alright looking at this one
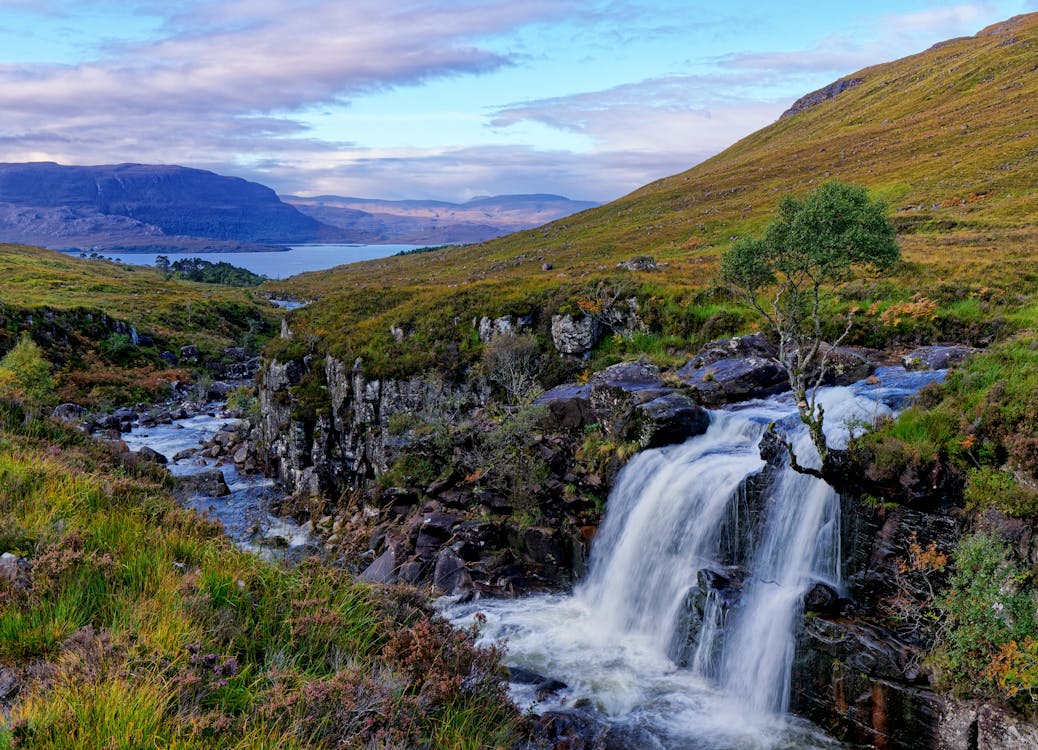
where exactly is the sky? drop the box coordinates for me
[0,1,1036,202]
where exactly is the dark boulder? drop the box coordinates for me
[677,355,787,406]
[160,350,179,366]
[536,384,593,430]
[176,468,230,498]
[803,581,843,615]
[359,546,397,584]
[635,392,710,447]
[433,549,473,596]
[135,446,168,465]
[179,344,200,362]
[902,345,975,371]
[207,381,236,401]
[819,344,874,385]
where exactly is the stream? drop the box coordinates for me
[120,406,317,559]
[445,366,945,750]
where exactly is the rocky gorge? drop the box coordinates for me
[233,296,1033,749]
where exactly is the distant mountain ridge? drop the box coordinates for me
[0,162,598,252]
[282,193,599,244]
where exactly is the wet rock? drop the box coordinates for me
[433,549,473,595]
[803,581,842,615]
[172,448,198,461]
[686,334,777,368]
[551,314,601,357]
[135,446,168,465]
[588,361,664,393]
[176,468,230,497]
[819,344,874,385]
[113,407,138,424]
[635,392,710,448]
[902,345,975,371]
[677,355,786,406]
[415,513,459,561]
[51,403,87,424]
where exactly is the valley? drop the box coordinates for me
[2,10,1038,750]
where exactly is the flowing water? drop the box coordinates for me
[447,366,943,749]
[121,408,317,558]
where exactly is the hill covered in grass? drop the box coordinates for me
[266,13,1038,376]
[0,244,278,405]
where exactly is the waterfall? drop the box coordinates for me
[446,367,944,749]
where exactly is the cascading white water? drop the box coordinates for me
[446,367,944,749]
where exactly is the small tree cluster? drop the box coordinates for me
[0,333,56,423]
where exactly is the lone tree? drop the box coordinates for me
[720,180,899,473]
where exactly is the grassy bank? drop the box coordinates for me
[0,408,522,749]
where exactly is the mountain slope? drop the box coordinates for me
[0,162,346,250]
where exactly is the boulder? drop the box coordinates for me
[433,549,473,595]
[677,355,786,406]
[616,255,657,271]
[686,334,777,368]
[176,468,230,498]
[536,384,593,430]
[207,381,236,401]
[902,345,975,371]
[0,552,24,584]
[635,392,710,448]
[359,547,397,584]
[51,403,87,424]
[550,314,600,357]
[819,344,874,385]
[803,581,842,615]
[179,344,200,362]
[588,360,664,393]
[160,350,179,366]
[135,446,168,465]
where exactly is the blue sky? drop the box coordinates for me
[0,1,1035,201]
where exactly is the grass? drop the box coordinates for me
[0,409,523,749]
[263,14,1038,379]
[0,245,279,405]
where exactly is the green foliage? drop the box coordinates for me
[721,181,899,294]
[0,334,56,422]
[934,533,1038,704]
[168,257,268,287]
[964,467,1038,518]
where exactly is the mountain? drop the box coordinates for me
[283,193,600,244]
[0,162,348,252]
[266,13,1038,372]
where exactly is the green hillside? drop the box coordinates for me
[267,13,1038,375]
[0,245,278,404]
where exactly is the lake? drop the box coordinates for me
[64,243,425,279]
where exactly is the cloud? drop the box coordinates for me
[255,143,709,203]
[886,3,997,32]
[0,1,570,164]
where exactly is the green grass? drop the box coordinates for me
[0,244,280,405]
[0,412,523,749]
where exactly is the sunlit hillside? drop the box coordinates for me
[267,14,1038,375]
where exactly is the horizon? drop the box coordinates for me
[1,1,1036,203]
